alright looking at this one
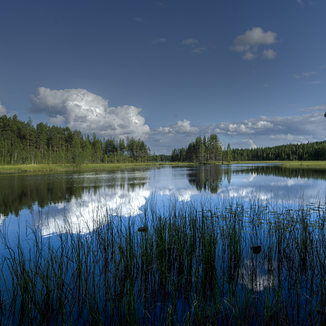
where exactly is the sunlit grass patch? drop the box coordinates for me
[0,162,199,175]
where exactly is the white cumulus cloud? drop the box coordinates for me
[153,119,199,136]
[0,102,6,116]
[174,120,199,134]
[30,87,150,139]
[215,113,326,147]
[231,27,277,60]
[214,119,274,135]
[49,115,65,125]
[244,139,257,149]
[147,109,326,153]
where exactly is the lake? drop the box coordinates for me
[1,163,326,238]
[1,163,326,325]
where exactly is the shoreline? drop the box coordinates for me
[0,160,326,174]
[228,160,326,168]
[0,162,196,174]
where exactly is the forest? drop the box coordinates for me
[2,113,326,165]
[171,134,326,163]
[0,114,168,165]
[228,141,326,161]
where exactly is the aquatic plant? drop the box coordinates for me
[1,196,326,325]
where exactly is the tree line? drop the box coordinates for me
[0,114,162,165]
[171,135,326,163]
[2,113,326,165]
[228,141,326,162]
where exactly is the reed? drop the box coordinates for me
[1,196,326,325]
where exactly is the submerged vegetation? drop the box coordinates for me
[1,196,326,325]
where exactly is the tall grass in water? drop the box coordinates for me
[1,197,326,325]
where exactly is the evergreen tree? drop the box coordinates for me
[227,143,231,163]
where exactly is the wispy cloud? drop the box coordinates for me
[230,27,277,60]
[262,49,277,60]
[191,47,206,54]
[243,52,258,60]
[294,71,317,79]
[296,0,315,6]
[302,71,317,77]
[181,39,198,46]
[299,104,326,112]
[134,17,142,22]
[152,38,167,44]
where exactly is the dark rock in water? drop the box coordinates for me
[138,226,148,232]
[251,245,262,254]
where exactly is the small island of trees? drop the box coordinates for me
[170,134,222,163]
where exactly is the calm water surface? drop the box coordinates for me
[1,163,326,324]
[1,163,326,239]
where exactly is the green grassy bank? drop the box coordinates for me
[280,161,326,168]
[1,160,326,174]
[0,162,197,174]
[221,160,326,168]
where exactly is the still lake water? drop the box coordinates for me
[2,163,326,324]
[1,163,326,240]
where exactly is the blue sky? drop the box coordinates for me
[0,0,325,154]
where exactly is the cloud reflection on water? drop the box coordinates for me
[34,187,151,236]
[1,164,326,238]
[238,259,277,292]
[1,164,326,295]
[31,165,326,237]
